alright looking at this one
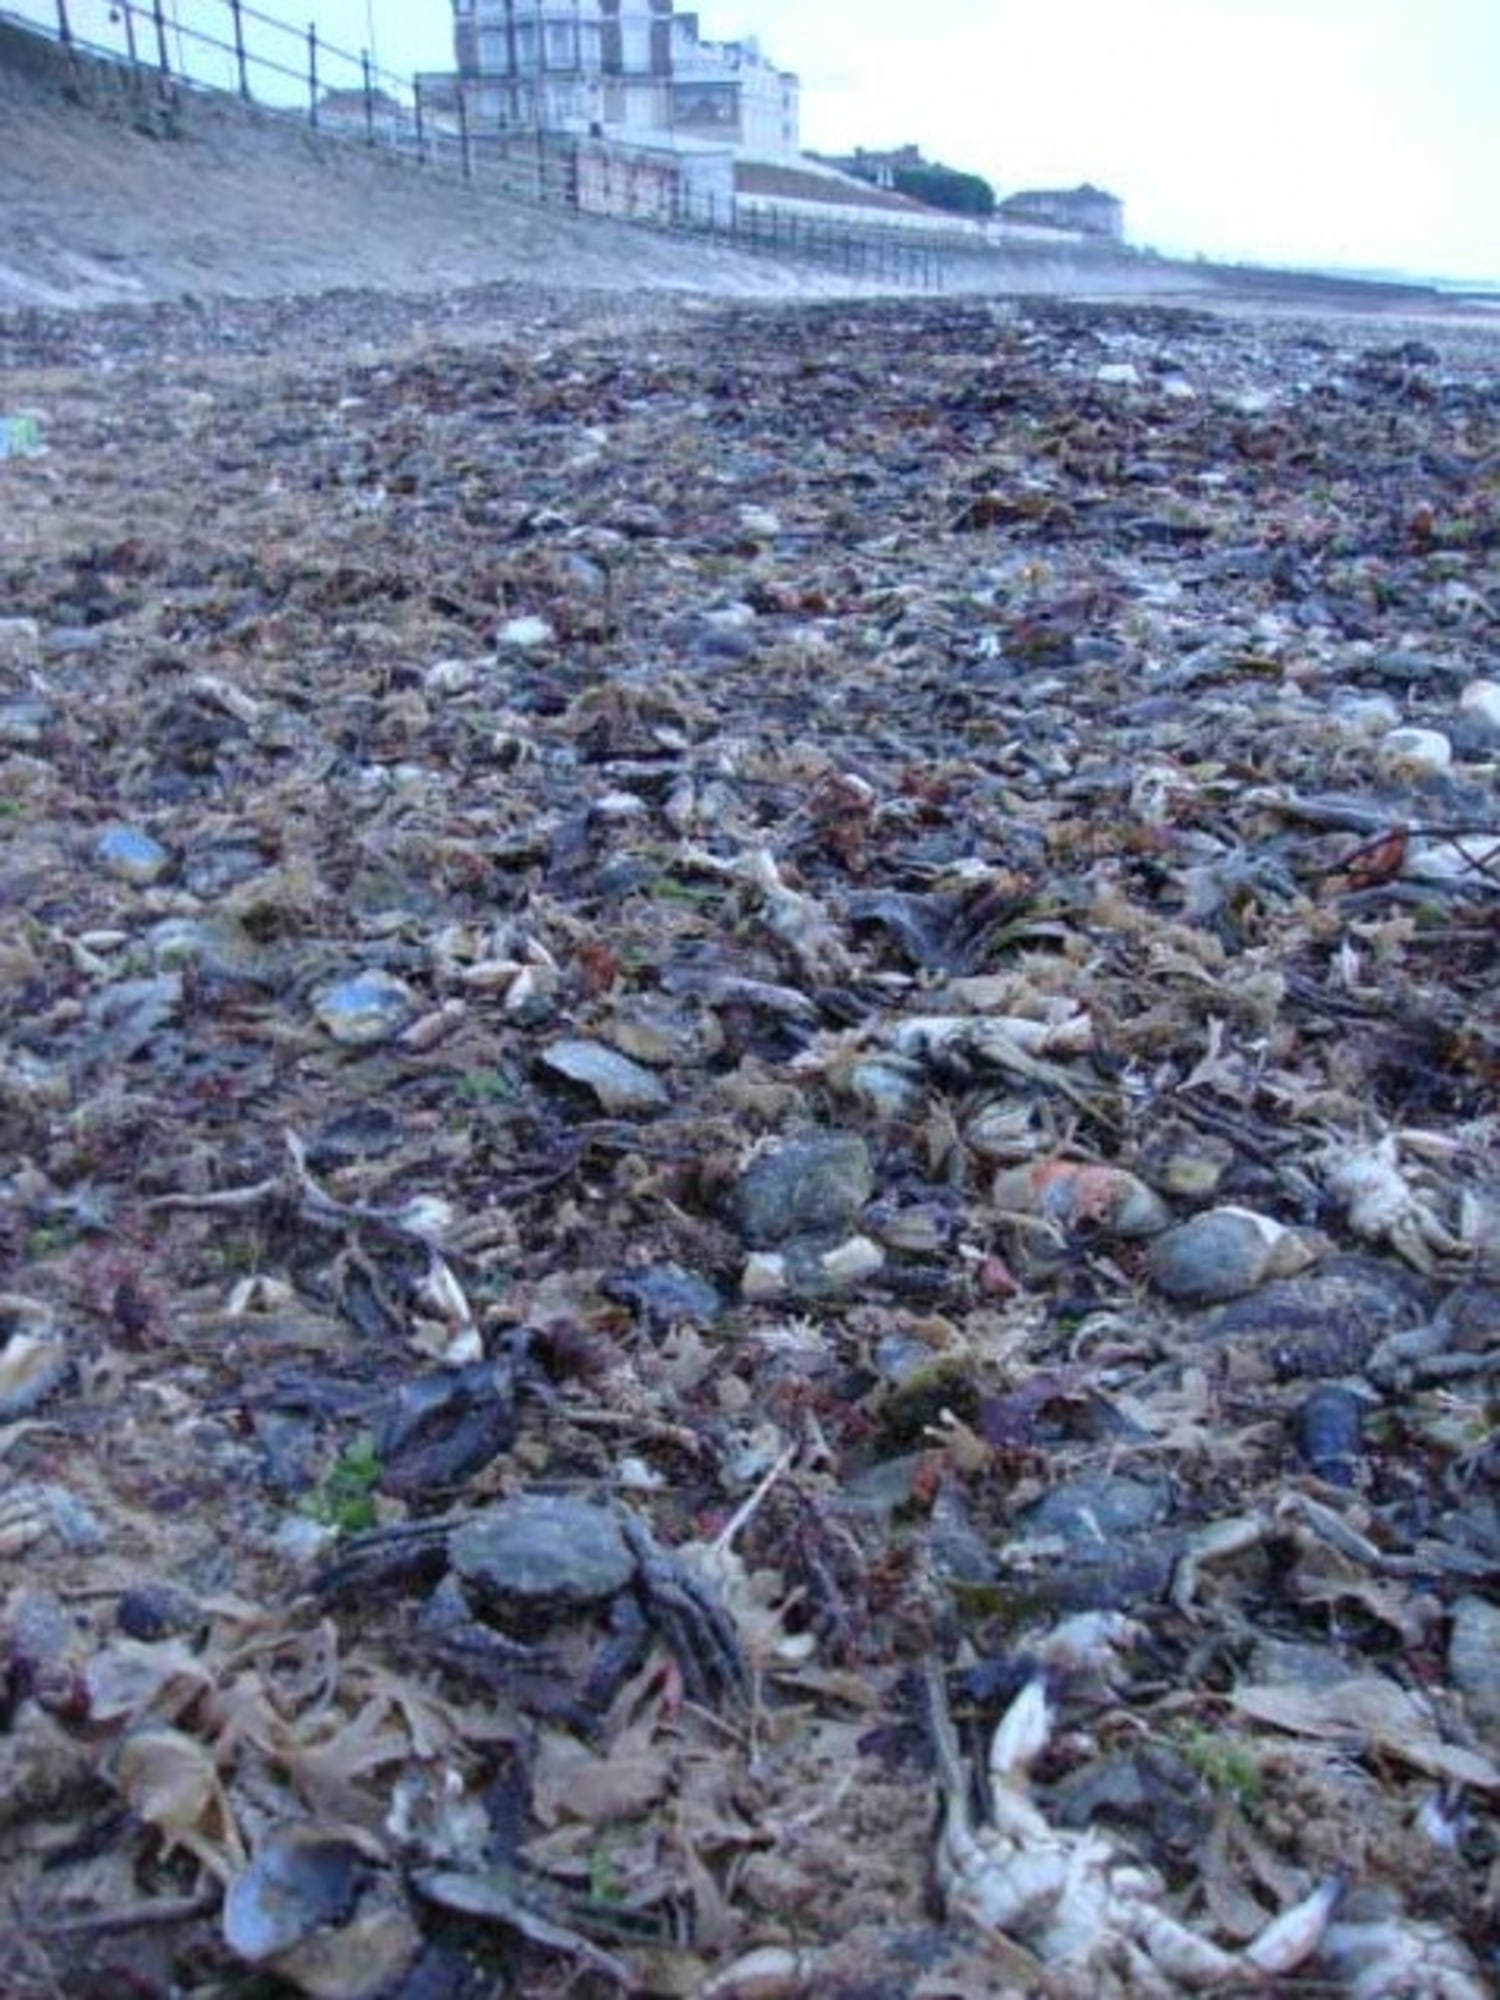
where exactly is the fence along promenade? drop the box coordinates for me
[1,0,943,289]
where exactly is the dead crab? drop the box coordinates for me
[930,1666,1339,1996]
[1322,1133,1469,1273]
[315,1494,747,1710]
[1169,1489,1423,1615]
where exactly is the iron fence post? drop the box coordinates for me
[413,77,425,163]
[151,1,169,73]
[229,0,248,98]
[120,0,140,68]
[55,0,71,46]
[361,50,374,143]
[307,23,318,126]
[457,82,471,181]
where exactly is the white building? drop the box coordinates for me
[450,2,799,158]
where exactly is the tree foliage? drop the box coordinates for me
[890,164,995,217]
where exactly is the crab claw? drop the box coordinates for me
[1244,1876,1343,1974]
[989,1678,1052,1791]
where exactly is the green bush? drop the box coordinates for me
[890,165,995,217]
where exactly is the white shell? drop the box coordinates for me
[1458,677,1500,729]
[1376,726,1451,777]
[0,1296,70,1419]
[496,614,555,649]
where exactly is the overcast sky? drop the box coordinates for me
[23,0,1500,282]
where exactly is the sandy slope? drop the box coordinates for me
[0,20,868,310]
[3,18,1492,326]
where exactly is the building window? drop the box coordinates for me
[546,22,578,68]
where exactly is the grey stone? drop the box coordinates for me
[732,1133,874,1246]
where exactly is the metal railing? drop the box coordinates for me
[1,1,946,289]
[6,0,425,138]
